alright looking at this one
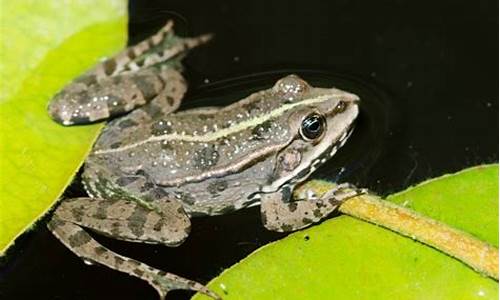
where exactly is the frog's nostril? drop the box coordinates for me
[345,93,360,103]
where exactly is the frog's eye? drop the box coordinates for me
[300,113,326,141]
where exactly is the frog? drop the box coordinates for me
[47,21,361,299]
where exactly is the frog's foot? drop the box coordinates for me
[127,29,213,74]
[108,20,212,76]
[318,183,367,204]
[260,184,366,232]
[48,197,220,299]
[92,20,211,78]
[112,20,176,73]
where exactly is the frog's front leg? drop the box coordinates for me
[260,184,364,232]
[48,197,220,299]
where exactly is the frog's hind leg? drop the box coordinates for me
[48,197,220,299]
[48,20,211,125]
[48,65,185,125]
[260,184,365,232]
[91,21,176,80]
[118,29,212,75]
[94,20,212,77]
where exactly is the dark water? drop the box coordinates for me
[1,0,498,299]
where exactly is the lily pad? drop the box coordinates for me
[0,1,127,254]
[193,164,499,299]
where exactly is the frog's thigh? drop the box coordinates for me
[260,192,337,232]
[137,67,186,120]
[48,217,219,299]
[52,197,190,245]
[48,198,220,299]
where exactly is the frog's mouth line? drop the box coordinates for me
[247,125,355,207]
[290,125,355,185]
[245,126,354,208]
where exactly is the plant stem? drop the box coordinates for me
[294,180,499,280]
[340,193,498,280]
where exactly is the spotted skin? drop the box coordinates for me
[47,21,210,125]
[260,184,365,232]
[47,21,220,299]
[48,214,219,299]
[88,78,359,190]
[55,197,189,243]
[47,30,360,300]
[48,195,221,298]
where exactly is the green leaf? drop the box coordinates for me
[388,165,498,247]
[193,165,499,300]
[0,1,127,254]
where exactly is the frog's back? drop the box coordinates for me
[87,74,337,181]
[87,88,293,184]
[83,75,353,214]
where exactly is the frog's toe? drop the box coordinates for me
[153,273,221,300]
[187,283,222,300]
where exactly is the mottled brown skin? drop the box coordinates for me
[47,21,210,125]
[47,21,360,300]
[260,183,366,232]
[48,21,220,299]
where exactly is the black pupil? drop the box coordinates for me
[302,115,323,139]
[307,119,320,132]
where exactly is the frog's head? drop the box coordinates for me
[262,75,359,193]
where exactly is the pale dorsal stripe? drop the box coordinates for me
[94,94,338,155]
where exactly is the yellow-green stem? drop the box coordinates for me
[295,180,499,280]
